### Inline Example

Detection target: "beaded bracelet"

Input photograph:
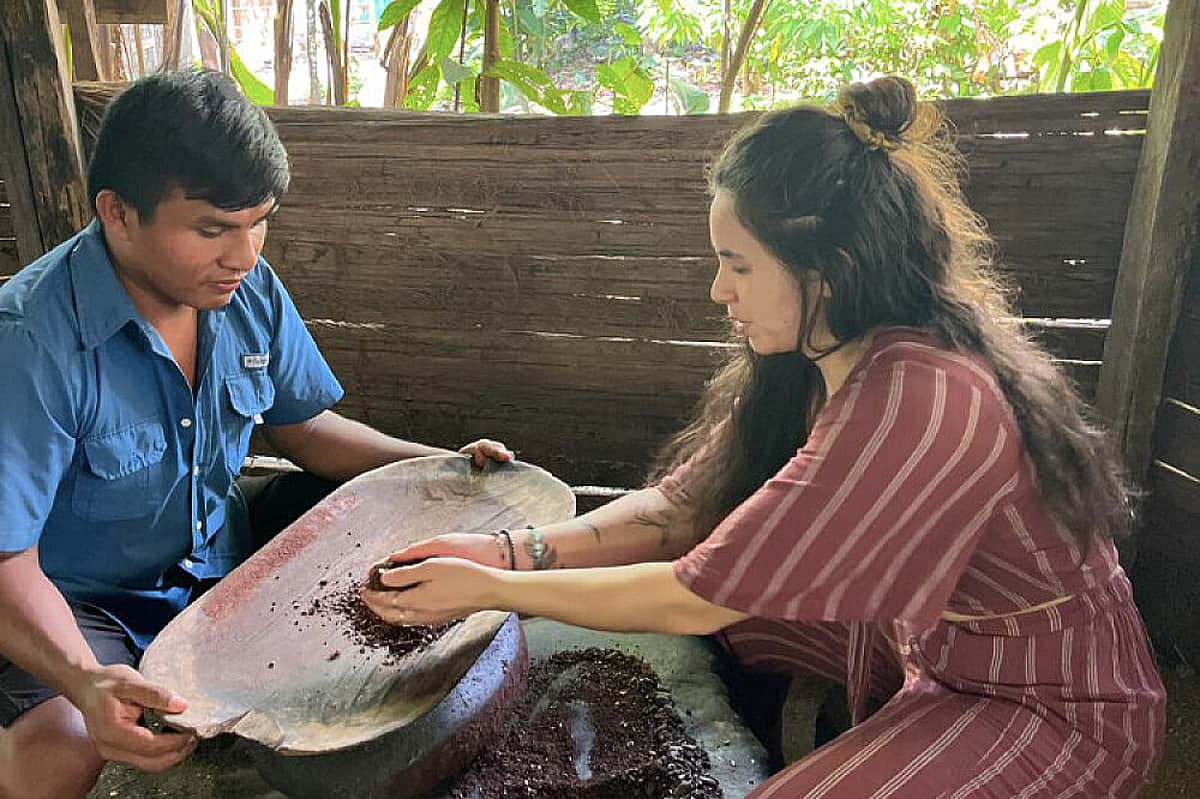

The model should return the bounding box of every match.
[528,526,546,570]
[494,529,517,570]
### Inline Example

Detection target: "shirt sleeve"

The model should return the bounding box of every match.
[673,355,1021,632]
[0,325,79,552]
[257,261,345,425]
[655,416,736,504]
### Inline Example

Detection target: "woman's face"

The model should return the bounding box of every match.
[708,190,812,356]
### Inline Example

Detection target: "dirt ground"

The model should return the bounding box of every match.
[89,663,1200,798]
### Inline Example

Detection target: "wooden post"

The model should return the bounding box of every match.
[59,0,108,81]
[0,0,91,262]
[1096,0,1200,485]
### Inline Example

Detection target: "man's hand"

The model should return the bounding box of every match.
[458,439,515,469]
[70,664,197,772]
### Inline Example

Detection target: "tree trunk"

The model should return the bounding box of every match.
[317,0,344,104]
[719,0,769,113]
[306,0,320,103]
[274,0,294,104]
[479,0,501,112]
[382,17,412,108]
[161,0,183,70]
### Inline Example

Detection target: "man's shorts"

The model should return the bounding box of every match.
[0,600,137,727]
[0,471,338,728]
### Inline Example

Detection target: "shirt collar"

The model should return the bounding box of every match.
[69,220,148,350]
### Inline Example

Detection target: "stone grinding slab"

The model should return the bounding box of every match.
[139,456,575,755]
[429,618,771,798]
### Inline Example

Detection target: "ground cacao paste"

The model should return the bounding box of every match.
[449,648,722,799]
[318,584,459,666]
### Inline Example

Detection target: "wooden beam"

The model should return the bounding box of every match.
[1096,0,1200,484]
[94,0,168,24]
[60,0,107,81]
[0,0,90,260]
[0,39,45,266]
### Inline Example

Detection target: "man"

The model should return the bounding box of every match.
[0,69,510,799]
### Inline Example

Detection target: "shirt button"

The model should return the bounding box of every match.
[180,418,193,428]
[193,465,201,477]
[195,520,203,530]
[182,558,194,568]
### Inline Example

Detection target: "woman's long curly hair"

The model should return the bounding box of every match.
[652,76,1131,549]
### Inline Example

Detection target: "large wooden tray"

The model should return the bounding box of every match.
[140,456,574,754]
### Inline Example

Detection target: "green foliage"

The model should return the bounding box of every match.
[597,55,655,113]
[426,0,469,61]
[378,0,423,30]
[374,0,1166,113]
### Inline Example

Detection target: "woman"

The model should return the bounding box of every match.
[363,76,1165,798]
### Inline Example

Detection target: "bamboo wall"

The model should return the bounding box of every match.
[68,88,1149,489]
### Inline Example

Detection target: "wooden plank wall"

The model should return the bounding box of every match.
[69,88,1148,488]
[0,156,16,278]
[1132,252,1200,664]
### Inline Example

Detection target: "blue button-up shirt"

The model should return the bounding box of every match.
[0,221,343,649]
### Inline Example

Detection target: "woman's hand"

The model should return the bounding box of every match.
[381,532,510,571]
[457,438,515,469]
[361,558,502,626]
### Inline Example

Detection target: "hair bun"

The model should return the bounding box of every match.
[830,76,922,151]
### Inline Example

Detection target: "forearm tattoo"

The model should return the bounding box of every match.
[632,508,676,548]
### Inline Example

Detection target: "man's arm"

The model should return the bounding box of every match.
[263,410,453,483]
[0,547,195,771]
[264,410,513,483]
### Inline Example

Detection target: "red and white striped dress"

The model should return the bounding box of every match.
[667,327,1165,799]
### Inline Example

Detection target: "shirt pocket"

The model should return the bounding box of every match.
[73,419,168,522]
[224,373,276,474]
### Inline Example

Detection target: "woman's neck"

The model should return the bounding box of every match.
[814,331,876,398]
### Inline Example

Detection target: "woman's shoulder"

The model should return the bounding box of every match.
[861,327,1004,393]
[844,327,1014,427]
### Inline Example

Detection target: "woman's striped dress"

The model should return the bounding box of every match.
[666,328,1165,798]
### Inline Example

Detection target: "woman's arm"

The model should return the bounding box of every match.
[363,559,747,635]
[389,485,701,570]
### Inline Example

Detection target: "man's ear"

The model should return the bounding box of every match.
[94,190,138,242]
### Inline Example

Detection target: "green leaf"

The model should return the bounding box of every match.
[378,0,421,31]
[403,63,442,110]
[440,56,473,85]
[1094,0,1126,30]
[1091,68,1113,91]
[566,90,594,116]
[517,6,544,35]
[669,77,709,114]
[597,56,654,114]
[484,59,568,114]
[1104,27,1126,61]
[230,49,273,105]
[561,0,601,25]
[1033,40,1062,68]
[426,0,467,61]
[614,21,641,47]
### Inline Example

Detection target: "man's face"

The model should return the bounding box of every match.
[105,189,277,314]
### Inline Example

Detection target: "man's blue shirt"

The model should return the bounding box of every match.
[0,221,343,649]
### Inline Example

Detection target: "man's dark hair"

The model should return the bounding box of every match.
[87,69,289,221]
